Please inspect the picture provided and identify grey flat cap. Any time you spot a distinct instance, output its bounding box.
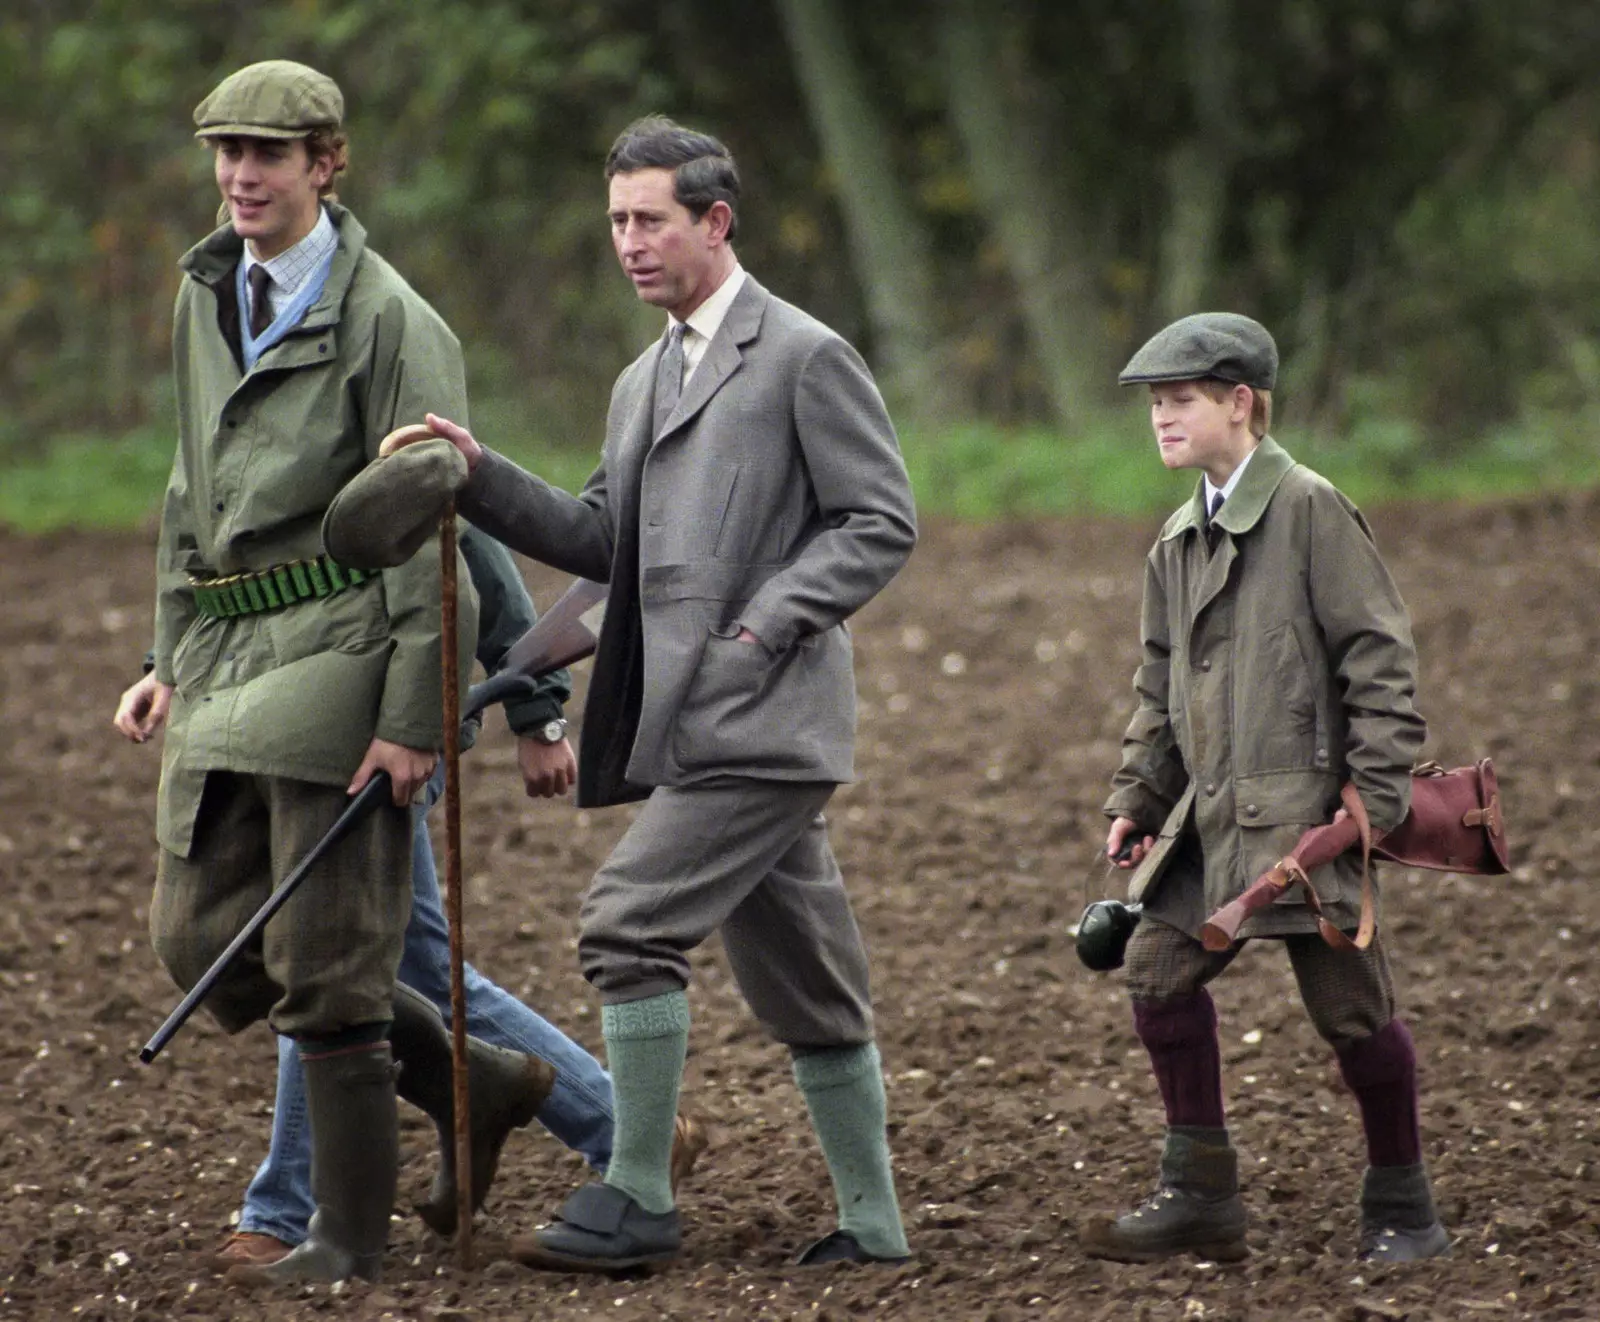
[1119,312,1278,391]
[321,437,468,569]
[194,60,344,140]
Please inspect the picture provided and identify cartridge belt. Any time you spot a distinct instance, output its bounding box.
[189,555,375,619]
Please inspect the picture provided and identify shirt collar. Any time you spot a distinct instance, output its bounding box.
[669,264,747,345]
[1204,443,1257,509]
[243,206,337,301]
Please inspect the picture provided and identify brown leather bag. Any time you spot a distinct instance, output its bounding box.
[1199,759,1509,953]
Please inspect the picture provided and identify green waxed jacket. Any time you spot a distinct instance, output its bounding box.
[1105,437,1427,939]
[153,204,478,856]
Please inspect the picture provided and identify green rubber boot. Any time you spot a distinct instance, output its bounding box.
[228,1043,398,1286]
[388,983,556,1236]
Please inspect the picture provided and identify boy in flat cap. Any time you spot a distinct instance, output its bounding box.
[125,59,566,1285]
[1083,312,1448,1264]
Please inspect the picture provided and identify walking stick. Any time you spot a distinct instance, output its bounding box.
[438,501,474,1267]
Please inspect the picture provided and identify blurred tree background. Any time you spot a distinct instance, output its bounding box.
[4,0,1600,514]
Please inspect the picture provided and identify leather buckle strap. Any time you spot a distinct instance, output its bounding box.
[189,555,372,619]
[1462,794,1503,837]
[1318,781,1376,953]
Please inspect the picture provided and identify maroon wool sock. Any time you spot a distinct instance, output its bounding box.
[1336,1018,1422,1168]
[1133,990,1225,1129]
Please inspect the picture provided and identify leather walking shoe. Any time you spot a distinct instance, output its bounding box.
[669,1113,709,1195]
[1079,1129,1249,1264]
[208,1230,294,1271]
[1357,1163,1450,1263]
[511,1183,681,1274]
[795,1229,911,1266]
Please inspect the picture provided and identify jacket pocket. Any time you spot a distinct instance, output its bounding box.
[672,629,778,768]
[1233,769,1340,827]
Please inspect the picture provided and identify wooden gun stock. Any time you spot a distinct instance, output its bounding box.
[1199,802,1366,952]
[498,577,607,685]
[1200,862,1304,951]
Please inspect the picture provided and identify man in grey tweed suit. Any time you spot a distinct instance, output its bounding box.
[422,116,917,1271]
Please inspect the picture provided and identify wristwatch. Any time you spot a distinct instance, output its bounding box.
[530,717,568,745]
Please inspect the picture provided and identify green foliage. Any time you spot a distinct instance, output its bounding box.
[7,412,1597,535]
[2,2,1598,469]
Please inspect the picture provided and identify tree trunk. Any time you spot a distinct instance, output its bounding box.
[774,0,951,421]
[938,0,1108,429]
[1156,0,1237,321]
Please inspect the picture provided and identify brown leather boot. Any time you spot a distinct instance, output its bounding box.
[227,1043,398,1286]
[208,1230,293,1271]
[1079,1127,1249,1263]
[669,1113,709,1195]
[388,984,556,1237]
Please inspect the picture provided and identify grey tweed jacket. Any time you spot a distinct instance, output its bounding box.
[458,274,917,807]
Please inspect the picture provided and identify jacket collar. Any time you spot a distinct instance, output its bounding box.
[652,274,768,442]
[1161,435,1296,542]
[179,202,366,332]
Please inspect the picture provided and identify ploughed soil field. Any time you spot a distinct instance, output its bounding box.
[2,498,1598,1322]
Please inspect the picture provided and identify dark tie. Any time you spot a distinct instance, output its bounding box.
[1205,491,1225,551]
[653,323,686,436]
[247,264,274,339]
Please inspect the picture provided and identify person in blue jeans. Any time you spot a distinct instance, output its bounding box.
[118,529,703,1269]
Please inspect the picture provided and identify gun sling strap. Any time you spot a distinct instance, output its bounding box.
[188,554,374,619]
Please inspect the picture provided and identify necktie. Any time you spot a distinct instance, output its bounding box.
[247,264,274,339]
[653,323,686,436]
[1205,491,1225,552]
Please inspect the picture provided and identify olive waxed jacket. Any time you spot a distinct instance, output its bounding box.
[153,204,477,856]
[1105,437,1427,938]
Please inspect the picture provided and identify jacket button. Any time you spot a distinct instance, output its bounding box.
[318,343,328,354]
[1244,804,1259,817]
[1204,781,1217,795]
[1199,659,1212,672]
[214,501,225,512]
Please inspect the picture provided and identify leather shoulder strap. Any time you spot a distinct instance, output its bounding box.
[1317,782,1376,952]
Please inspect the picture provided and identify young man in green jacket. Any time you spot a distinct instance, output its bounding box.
[137,60,500,1285]
[1085,313,1449,1265]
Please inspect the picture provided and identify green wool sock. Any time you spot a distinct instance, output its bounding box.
[792,1041,910,1259]
[600,990,690,1214]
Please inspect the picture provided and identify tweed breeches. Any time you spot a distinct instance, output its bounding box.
[150,771,411,1037]
[1125,914,1396,1048]
[578,777,874,1049]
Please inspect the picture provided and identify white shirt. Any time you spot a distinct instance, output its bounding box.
[243,206,337,324]
[668,265,747,387]
[1204,444,1257,516]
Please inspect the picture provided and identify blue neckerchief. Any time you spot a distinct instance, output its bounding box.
[236,245,337,371]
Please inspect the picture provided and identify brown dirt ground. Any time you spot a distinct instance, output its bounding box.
[2,500,1598,1322]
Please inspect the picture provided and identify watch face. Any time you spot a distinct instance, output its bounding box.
[538,719,565,743]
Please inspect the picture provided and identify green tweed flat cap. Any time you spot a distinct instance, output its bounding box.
[321,436,469,570]
[194,60,344,140]
[1119,312,1278,391]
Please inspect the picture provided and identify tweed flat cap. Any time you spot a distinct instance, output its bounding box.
[321,434,468,570]
[1119,312,1278,391]
[194,60,344,140]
